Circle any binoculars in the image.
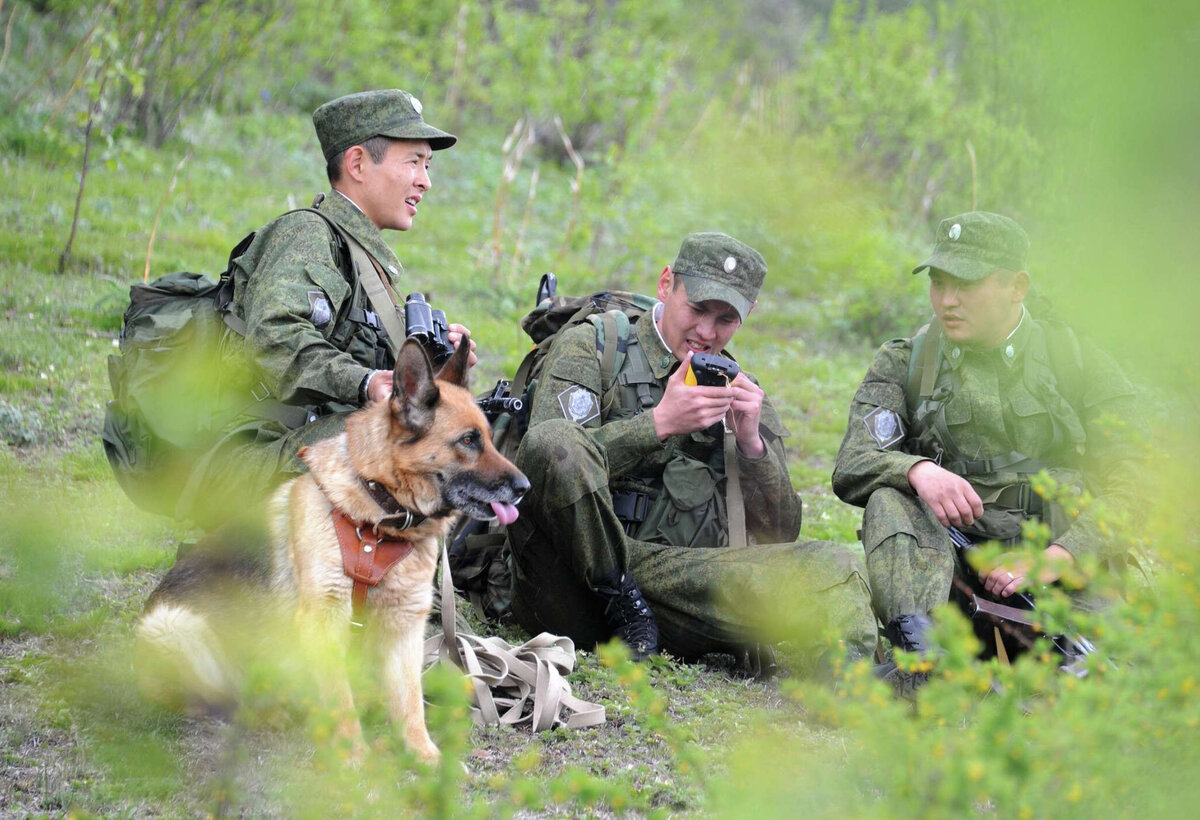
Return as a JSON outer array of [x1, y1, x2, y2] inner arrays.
[[404, 292, 454, 366]]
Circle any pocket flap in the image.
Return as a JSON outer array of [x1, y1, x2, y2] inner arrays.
[[661, 453, 719, 510]]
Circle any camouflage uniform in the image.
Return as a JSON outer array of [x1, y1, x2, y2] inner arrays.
[[508, 307, 878, 664], [179, 192, 402, 524], [179, 89, 456, 526], [832, 213, 1139, 625]]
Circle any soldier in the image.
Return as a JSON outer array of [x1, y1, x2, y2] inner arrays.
[[832, 211, 1139, 678], [506, 233, 877, 669], [181, 89, 474, 527]]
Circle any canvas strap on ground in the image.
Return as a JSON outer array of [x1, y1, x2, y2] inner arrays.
[[424, 542, 605, 731]]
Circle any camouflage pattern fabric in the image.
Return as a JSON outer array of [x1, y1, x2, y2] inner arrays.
[[832, 311, 1140, 623], [179, 192, 402, 526], [508, 310, 878, 664]]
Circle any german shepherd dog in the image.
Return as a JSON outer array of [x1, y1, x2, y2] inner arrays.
[[134, 338, 528, 762]]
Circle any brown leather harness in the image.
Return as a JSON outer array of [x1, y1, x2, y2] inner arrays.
[[329, 477, 432, 629]]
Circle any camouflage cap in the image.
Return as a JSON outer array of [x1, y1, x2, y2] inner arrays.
[[912, 211, 1029, 281], [671, 232, 766, 322], [313, 89, 457, 161]]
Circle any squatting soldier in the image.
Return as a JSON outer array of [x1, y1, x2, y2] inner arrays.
[[507, 233, 877, 668], [832, 211, 1139, 677], [181, 89, 474, 526]]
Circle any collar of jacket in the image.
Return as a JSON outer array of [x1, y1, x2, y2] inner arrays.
[[943, 305, 1034, 372], [316, 190, 405, 281], [637, 309, 677, 380]]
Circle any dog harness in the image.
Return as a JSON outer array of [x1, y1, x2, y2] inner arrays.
[[331, 507, 416, 630]]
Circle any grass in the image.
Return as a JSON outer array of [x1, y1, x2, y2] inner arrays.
[[0, 108, 885, 816]]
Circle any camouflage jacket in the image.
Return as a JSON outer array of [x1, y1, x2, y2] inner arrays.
[[527, 308, 803, 545], [832, 311, 1140, 561], [226, 191, 402, 414]]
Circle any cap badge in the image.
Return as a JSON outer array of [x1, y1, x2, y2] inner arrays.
[[723, 256, 737, 273], [948, 223, 962, 240], [410, 95, 423, 115]]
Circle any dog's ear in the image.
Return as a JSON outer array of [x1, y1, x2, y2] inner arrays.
[[391, 339, 440, 435], [435, 332, 471, 388]]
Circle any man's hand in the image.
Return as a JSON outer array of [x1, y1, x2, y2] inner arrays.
[[653, 351, 734, 439], [727, 372, 765, 458], [365, 369, 394, 402], [907, 459, 984, 527], [447, 322, 478, 368], [980, 544, 1074, 598]]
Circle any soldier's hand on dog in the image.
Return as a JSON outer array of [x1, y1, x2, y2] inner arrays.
[[654, 351, 734, 439], [907, 459, 984, 528]]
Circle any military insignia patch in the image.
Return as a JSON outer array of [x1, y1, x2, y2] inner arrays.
[[863, 406, 905, 449], [557, 385, 600, 425], [307, 290, 332, 328]]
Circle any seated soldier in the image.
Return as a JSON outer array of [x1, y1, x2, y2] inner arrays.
[[507, 232, 877, 669], [831, 211, 1139, 682], [179, 89, 474, 527]]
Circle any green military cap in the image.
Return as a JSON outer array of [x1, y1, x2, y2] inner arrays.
[[912, 211, 1029, 281], [313, 89, 457, 161], [671, 232, 766, 322]]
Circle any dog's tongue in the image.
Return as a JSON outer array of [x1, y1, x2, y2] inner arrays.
[[490, 501, 520, 526]]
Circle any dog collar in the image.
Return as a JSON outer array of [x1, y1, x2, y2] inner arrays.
[[360, 477, 428, 530]]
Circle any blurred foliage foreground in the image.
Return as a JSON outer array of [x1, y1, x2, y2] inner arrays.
[[2, 424, 1198, 817]]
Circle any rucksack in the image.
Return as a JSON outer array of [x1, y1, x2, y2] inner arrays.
[[102, 208, 378, 518], [447, 275, 657, 622]]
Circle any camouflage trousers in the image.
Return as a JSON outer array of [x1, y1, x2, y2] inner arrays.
[[178, 412, 351, 529], [860, 487, 1119, 625], [507, 420, 878, 667], [860, 487, 958, 624]]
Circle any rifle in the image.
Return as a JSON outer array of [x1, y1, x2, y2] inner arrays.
[[477, 379, 526, 425], [947, 525, 1094, 674]]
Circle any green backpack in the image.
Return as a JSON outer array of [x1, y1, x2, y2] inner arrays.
[[102, 208, 365, 518], [447, 276, 657, 623]]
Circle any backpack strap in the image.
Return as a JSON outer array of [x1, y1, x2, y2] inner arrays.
[[904, 322, 939, 416], [592, 310, 656, 413], [297, 208, 405, 357]]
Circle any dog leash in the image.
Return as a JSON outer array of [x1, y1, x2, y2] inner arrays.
[[424, 541, 605, 731]]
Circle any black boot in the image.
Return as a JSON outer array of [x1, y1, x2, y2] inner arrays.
[[875, 614, 935, 698], [883, 613, 935, 654], [595, 574, 660, 661]]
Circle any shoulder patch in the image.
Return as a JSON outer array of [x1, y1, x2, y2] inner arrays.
[[558, 385, 600, 425], [863, 406, 905, 449], [307, 290, 332, 328]]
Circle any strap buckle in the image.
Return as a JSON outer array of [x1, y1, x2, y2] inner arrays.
[[612, 490, 650, 534]]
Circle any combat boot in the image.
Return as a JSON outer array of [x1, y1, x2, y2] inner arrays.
[[595, 574, 660, 661], [875, 613, 935, 698]]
